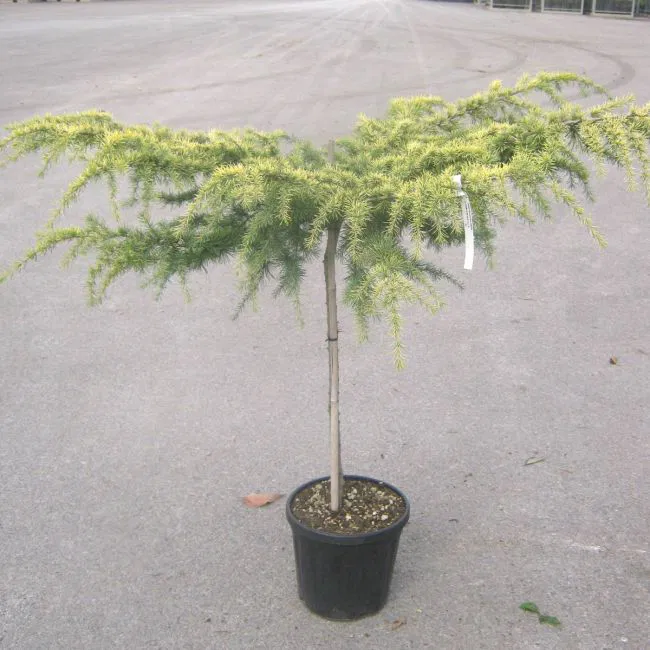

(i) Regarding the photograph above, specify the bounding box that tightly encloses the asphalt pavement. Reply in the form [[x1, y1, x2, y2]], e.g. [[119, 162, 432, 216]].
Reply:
[[0, 1, 648, 648]]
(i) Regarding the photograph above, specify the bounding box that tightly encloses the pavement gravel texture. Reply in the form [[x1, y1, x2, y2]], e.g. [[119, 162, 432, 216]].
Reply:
[[0, 1, 649, 648]]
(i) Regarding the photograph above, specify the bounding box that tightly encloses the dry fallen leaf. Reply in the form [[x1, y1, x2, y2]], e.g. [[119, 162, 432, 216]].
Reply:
[[524, 456, 545, 466], [609, 356, 618, 365], [389, 617, 407, 631], [242, 493, 283, 508]]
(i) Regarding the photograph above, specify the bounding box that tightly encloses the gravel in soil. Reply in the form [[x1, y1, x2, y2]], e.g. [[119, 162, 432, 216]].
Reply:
[[291, 479, 406, 535]]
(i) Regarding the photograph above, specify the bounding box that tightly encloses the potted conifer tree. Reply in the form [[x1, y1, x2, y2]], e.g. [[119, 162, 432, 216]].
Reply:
[[2, 72, 649, 620]]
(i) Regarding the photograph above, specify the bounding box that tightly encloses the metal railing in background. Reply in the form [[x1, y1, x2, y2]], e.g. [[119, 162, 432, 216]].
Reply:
[[591, 0, 635, 14], [541, 0, 584, 12], [490, 0, 532, 9], [488, 0, 650, 16]]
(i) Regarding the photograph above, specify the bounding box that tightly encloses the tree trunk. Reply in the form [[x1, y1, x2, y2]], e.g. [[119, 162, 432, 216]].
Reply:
[[325, 225, 342, 511], [325, 141, 342, 512]]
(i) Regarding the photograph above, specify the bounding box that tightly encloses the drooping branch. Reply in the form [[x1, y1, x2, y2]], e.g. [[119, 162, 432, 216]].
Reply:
[[2, 72, 650, 368]]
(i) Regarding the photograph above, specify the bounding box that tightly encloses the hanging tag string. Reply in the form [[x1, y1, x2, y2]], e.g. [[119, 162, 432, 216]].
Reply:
[[452, 174, 474, 271]]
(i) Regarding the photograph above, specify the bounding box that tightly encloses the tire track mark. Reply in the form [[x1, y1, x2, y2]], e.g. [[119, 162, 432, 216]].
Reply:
[[407, 8, 636, 94], [300, 0, 391, 128]]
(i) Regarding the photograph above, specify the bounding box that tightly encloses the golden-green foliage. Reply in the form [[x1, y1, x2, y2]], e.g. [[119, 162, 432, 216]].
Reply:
[[2, 72, 650, 365]]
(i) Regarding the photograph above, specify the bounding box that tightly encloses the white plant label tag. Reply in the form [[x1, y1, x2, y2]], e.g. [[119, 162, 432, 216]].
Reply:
[[452, 174, 474, 271]]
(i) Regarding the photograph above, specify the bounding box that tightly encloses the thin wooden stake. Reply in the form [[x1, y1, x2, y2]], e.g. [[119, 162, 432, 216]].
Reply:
[[325, 140, 342, 512]]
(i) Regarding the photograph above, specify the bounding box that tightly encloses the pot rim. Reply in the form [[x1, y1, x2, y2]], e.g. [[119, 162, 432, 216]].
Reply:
[[286, 474, 410, 545]]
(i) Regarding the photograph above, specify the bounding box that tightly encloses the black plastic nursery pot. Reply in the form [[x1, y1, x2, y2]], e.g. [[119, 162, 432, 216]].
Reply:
[[286, 475, 410, 620]]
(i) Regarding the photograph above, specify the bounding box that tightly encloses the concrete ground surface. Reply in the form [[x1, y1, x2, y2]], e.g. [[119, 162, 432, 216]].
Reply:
[[1, 1, 648, 648]]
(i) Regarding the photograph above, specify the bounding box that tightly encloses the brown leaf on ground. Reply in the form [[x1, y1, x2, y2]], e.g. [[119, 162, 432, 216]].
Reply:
[[609, 356, 618, 365], [389, 617, 407, 631], [242, 493, 283, 508]]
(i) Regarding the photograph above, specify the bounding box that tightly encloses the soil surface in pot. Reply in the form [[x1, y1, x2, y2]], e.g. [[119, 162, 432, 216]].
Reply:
[[291, 479, 406, 535]]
